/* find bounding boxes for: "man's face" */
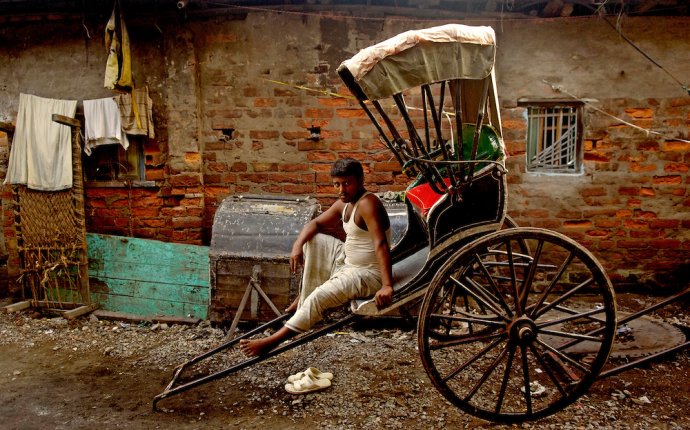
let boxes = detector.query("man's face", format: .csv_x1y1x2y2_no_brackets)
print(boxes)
332,174,363,203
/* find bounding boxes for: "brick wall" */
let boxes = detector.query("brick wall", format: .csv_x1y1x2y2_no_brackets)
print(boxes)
504,98,690,288
0,13,688,295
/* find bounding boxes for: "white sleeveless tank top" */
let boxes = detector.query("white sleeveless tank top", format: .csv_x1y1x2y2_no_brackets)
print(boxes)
342,192,391,270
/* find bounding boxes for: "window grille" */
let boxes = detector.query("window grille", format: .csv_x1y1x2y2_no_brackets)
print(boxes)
524,103,583,174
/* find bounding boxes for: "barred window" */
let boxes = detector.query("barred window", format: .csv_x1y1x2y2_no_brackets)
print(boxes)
521,101,583,174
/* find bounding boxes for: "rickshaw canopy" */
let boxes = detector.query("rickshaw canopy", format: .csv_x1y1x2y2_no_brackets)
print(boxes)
337,24,496,101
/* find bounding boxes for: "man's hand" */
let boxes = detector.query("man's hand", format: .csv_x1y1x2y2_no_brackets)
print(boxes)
290,246,304,274
374,285,393,308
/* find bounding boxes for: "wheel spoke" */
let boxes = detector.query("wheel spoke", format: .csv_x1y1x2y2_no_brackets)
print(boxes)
528,343,568,396
449,275,510,322
521,346,533,415
504,240,521,315
536,306,606,329
463,342,510,403
474,252,515,317
532,277,595,320
460,274,513,320
528,252,574,319
518,239,544,313
429,312,505,328
539,329,604,343
442,336,506,383
430,330,505,350
535,337,590,374
494,342,516,414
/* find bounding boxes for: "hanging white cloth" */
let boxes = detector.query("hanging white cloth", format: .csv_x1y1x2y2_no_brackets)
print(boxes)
5,93,78,191
83,97,129,155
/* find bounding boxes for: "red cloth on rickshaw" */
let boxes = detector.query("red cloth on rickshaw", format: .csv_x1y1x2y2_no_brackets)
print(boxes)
406,178,451,217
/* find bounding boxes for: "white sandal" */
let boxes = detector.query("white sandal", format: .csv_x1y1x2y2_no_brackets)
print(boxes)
285,373,332,395
287,367,334,383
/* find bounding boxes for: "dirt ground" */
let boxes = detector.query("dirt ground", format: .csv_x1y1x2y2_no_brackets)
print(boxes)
1,293,689,430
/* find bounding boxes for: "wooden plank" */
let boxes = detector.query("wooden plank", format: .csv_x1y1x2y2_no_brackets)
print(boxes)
91,292,208,320
89,278,208,306
93,310,201,325
63,303,99,320
3,301,31,313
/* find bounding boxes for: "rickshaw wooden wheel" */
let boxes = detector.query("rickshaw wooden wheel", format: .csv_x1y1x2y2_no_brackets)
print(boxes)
417,228,616,423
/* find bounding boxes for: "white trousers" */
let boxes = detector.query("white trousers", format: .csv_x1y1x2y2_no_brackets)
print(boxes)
284,233,381,333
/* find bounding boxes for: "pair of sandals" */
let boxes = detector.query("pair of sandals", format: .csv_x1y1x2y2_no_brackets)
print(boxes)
285,367,334,395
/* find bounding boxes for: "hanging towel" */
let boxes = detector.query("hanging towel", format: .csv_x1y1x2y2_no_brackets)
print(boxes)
83,97,129,155
104,0,133,91
116,86,155,138
5,93,78,191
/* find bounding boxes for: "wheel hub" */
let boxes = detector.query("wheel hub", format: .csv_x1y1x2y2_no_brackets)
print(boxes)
508,316,538,345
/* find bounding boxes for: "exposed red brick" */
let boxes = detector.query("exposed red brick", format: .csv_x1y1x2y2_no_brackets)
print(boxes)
618,187,640,196
318,97,350,107
249,130,279,140
623,219,648,229
169,174,202,187
579,187,607,197
239,173,269,182
305,108,334,119
629,163,657,173
594,218,620,228
617,239,649,248
279,163,309,172
283,184,315,194
624,107,653,119
652,175,682,185
664,162,689,173
171,217,203,229
639,187,655,197
251,162,278,172
335,108,366,118
586,229,609,237
307,151,336,162
298,140,327,151
650,239,682,249
328,141,360,151
662,140,690,151
649,219,680,229
282,130,310,140
254,97,278,107
563,220,592,228
584,152,612,162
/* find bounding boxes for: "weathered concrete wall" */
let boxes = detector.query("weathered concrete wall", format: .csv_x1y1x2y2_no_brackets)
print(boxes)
0,12,688,296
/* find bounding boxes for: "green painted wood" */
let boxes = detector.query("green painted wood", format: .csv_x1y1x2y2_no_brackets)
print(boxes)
87,233,210,319
89,278,207,305
91,293,208,320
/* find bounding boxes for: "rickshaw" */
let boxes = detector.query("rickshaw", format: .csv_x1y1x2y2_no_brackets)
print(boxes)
154,24,689,423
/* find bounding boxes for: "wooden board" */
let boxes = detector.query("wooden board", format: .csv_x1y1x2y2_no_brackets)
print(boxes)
87,233,210,319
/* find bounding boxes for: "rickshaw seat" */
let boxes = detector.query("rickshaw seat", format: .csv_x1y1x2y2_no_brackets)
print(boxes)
350,245,429,316
406,124,502,217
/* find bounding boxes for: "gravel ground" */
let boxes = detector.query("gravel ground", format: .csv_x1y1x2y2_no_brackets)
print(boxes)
1,294,689,430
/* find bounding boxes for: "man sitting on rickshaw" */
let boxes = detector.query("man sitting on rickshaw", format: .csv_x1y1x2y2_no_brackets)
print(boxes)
240,158,393,357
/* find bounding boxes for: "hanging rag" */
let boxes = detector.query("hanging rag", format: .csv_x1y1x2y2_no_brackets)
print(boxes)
5,93,78,191
116,86,155,138
83,97,129,155
104,0,133,91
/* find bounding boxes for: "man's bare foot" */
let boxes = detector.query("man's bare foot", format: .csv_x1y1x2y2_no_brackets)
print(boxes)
285,297,299,313
239,326,296,357
239,338,274,357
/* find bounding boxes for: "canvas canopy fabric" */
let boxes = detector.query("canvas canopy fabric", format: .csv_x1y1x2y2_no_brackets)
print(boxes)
338,24,496,101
